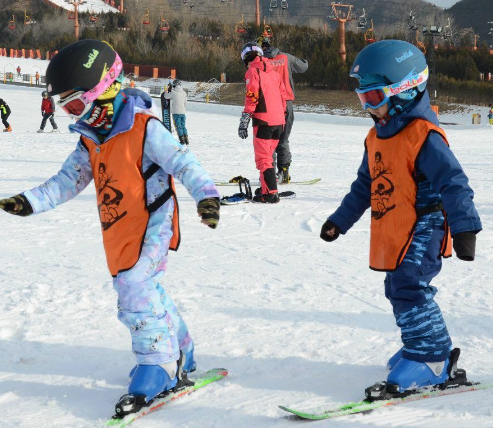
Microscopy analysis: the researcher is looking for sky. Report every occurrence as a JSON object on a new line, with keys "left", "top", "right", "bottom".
{"left": 426, "top": 0, "right": 462, "bottom": 8}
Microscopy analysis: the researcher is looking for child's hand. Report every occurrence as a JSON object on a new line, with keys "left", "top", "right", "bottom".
{"left": 320, "top": 219, "right": 341, "bottom": 242}
{"left": 452, "top": 232, "right": 476, "bottom": 261}
{"left": 197, "top": 198, "right": 220, "bottom": 229}
{"left": 0, "top": 194, "right": 33, "bottom": 217}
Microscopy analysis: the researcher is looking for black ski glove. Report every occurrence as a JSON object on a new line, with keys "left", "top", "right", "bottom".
{"left": 0, "top": 194, "right": 33, "bottom": 217}
{"left": 452, "top": 232, "right": 476, "bottom": 261}
{"left": 238, "top": 112, "right": 251, "bottom": 139}
{"left": 320, "top": 219, "right": 341, "bottom": 242}
{"left": 197, "top": 198, "right": 220, "bottom": 229}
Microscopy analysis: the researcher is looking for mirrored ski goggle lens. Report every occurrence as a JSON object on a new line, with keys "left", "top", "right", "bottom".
{"left": 356, "top": 88, "right": 387, "bottom": 109}
{"left": 58, "top": 91, "right": 90, "bottom": 118}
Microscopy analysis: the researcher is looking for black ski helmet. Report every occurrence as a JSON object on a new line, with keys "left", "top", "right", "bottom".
{"left": 41, "top": 91, "right": 47, "bottom": 97}
{"left": 45, "top": 40, "right": 119, "bottom": 96}
{"left": 241, "top": 42, "right": 263, "bottom": 67}
{"left": 172, "top": 79, "right": 181, "bottom": 88}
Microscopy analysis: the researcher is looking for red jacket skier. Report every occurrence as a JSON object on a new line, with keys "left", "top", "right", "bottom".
{"left": 238, "top": 42, "right": 287, "bottom": 203}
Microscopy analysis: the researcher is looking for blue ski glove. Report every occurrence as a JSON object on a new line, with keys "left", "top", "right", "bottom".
{"left": 320, "top": 219, "right": 341, "bottom": 242}
{"left": 238, "top": 112, "right": 251, "bottom": 139}
{"left": 197, "top": 198, "right": 220, "bottom": 229}
{"left": 0, "top": 194, "right": 33, "bottom": 217}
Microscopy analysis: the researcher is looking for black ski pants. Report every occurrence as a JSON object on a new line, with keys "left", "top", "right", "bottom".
{"left": 1, "top": 113, "right": 10, "bottom": 128}
{"left": 40, "top": 113, "right": 58, "bottom": 130}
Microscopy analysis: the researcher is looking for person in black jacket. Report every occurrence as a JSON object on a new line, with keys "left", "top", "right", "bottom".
{"left": 0, "top": 98, "right": 12, "bottom": 132}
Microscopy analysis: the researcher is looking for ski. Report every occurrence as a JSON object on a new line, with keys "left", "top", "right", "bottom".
{"left": 106, "top": 368, "right": 228, "bottom": 428}
{"left": 215, "top": 178, "right": 321, "bottom": 186}
{"left": 279, "top": 382, "right": 491, "bottom": 420}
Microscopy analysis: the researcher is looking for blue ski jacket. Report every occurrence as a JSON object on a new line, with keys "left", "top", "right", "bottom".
{"left": 328, "top": 91, "right": 482, "bottom": 237}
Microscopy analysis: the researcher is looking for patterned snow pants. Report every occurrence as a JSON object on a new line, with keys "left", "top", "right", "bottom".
{"left": 113, "top": 216, "right": 193, "bottom": 365}
{"left": 384, "top": 212, "right": 452, "bottom": 363}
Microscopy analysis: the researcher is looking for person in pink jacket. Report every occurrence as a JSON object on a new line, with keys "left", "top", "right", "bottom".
{"left": 238, "top": 42, "right": 287, "bottom": 203}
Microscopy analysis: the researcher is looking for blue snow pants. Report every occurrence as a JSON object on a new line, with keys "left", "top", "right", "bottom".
{"left": 113, "top": 205, "right": 194, "bottom": 365}
{"left": 173, "top": 114, "right": 187, "bottom": 137}
{"left": 384, "top": 211, "right": 452, "bottom": 363}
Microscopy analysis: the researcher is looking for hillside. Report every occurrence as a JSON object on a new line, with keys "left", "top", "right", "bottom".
{"left": 448, "top": 0, "right": 493, "bottom": 46}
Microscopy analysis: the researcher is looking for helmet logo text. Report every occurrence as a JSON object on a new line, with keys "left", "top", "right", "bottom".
{"left": 83, "top": 49, "right": 100, "bottom": 69}
{"left": 395, "top": 50, "right": 414, "bottom": 63}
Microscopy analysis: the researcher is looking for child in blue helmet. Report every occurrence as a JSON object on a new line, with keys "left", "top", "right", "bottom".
{"left": 320, "top": 40, "right": 481, "bottom": 392}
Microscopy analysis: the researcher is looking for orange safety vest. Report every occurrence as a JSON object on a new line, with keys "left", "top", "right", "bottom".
{"left": 81, "top": 113, "right": 180, "bottom": 277}
{"left": 366, "top": 119, "right": 452, "bottom": 271}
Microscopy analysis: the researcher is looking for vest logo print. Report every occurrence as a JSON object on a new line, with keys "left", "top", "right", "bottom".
{"left": 83, "top": 49, "right": 100, "bottom": 69}
{"left": 371, "top": 151, "right": 396, "bottom": 220}
{"left": 395, "top": 49, "right": 414, "bottom": 63}
{"left": 97, "top": 162, "right": 127, "bottom": 230}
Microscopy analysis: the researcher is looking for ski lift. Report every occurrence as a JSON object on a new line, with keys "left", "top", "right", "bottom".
{"left": 8, "top": 15, "right": 15, "bottom": 30}
{"left": 263, "top": 21, "right": 273, "bottom": 38}
{"left": 89, "top": 10, "right": 98, "bottom": 24}
{"left": 443, "top": 18, "right": 452, "bottom": 40}
{"left": 235, "top": 14, "right": 246, "bottom": 34}
{"left": 408, "top": 11, "right": 417, "bottom": 31}
{"left": 365, "top": 19, "right": 375, "bottom": 44}
{"left": 68, "top": 10, "right": 75, "bottom": 20}
{"left": 142, "top": 8, "right": 150, "bottom": 25}
{"left": 188, "top": 2, "right": 195, "bottom": 9}
{"left": 357, "top": 9, "right": 367, "bottom": 29}
{"left": 24, "top": 10, "right": 35, "bottom": 25}
{"left": 281, "top": 0, "right": 288, "bottom": 10}
{"left": 269, "top": 0, "right": 278, "bottom": 10}
{"left": 160, "top": 15, "right": 170, "bottom": 32}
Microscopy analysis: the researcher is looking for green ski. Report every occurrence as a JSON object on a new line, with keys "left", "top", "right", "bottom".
{"left": 106, "top": 368, "right": 228, "bottom": 427}
{"left": 279, "top": 382, "right": 492, "bottom": 420}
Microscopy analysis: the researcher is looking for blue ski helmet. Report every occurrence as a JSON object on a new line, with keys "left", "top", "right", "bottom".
{"left": 350, "top": 40, "right": 428, "bottom": 90}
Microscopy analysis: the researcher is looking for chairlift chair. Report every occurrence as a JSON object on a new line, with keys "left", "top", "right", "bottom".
{"left": 235, "top": 14, "right": 246, "bottom": 34}
{"left": 270, "top": 0, "right": 278, "bottom": 9}
{"left": 281, "top": 0, "right": 288, "bottom": 10}
{"left": 8, "top": 15, "right": 15, "bottom": 30}
{"left": 357, "top": 8, "right": 366, "bottom": 29}
{"left": 160, "top": 16, "right": 170, "bottom": 32}
{"left": 68, "top": 10, "right": 75, "bottom": 20}
{"left": 142, "top": 8, "right": 150, "bottom": 25}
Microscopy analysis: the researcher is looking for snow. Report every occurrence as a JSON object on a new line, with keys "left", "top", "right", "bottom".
{"left": 45, "top": 0, "right": 119, "bottom": 14}
{"left": 0, "top": 57, "right": 492, "bottom": 428}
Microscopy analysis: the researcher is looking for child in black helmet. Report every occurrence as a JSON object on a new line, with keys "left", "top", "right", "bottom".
{"left": 38, "top": 91, "right": 59, "bottom": 133}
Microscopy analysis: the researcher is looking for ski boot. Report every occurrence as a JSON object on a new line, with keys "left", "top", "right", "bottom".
{"left": 36, "top": 129, "right": 44, "bottom": 133}
{"left": 365, "top": 348, "right": 471, "bottom": 401}
{"left": 128, "top": 348, "right": 196, "bottom": 380}
{"left": 3, "top": 126, "right": 12, "bottom": 132}
{"left": 387, "top": 347, "right": 403, "bottom": 370}
{"left": 52, "top": 128, "right": 60, "bottom": 133}
{"left": 183, "top": 134, "right": 189, "bottom": 145}
{"left": 277, "top": 164, "right": 291, "bottom": 184}
{"left": 252, "top": 192, "right": 280, "bottom": 203}
{"left": 178, "top": 135, "right": 186, "bottom": 145}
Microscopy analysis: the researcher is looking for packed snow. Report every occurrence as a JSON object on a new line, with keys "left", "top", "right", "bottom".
{"left": 45, "top": 0, "right": 119, "bottom": 14}
{"left": 0, "top": 59, "right": 492, "bottom": 428}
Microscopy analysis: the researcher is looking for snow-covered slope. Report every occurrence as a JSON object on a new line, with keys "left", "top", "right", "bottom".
{"left": 0, "top": 60, "right": 492, "bottom": 428}
{"left": 47, "top": 0, "right": 119, "bottom": 13}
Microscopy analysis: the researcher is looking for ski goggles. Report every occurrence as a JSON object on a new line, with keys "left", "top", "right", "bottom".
{"left": 57, "top": 53, "right": 123, "bottom": 119}
{"left": 355, "top": 67, "right": 429, "bottom": 110}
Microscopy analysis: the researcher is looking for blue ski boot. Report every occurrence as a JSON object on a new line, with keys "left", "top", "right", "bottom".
{"left": 115, "top": 362, "right": 178, "bottom": 418}
{"left": 387, "top": 347, "right": 403, "bottom": 370}
{"left": 387, "top": 357, "right": 449, "bottom": 392}
{"left": 128, "top": 348, "right": 196, "bottom": 381}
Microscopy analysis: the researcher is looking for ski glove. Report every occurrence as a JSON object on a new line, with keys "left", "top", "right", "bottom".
{"left": 320, "top": 219, "right": 341, "bottom": 242}
{"left": 452, "top": 232, "right": 476, "bottom": 261}
{"left": 197, "top": 197, "right": 220, "bottom": 229}
{"left": 0, "top": 194, "right": 33, "bottom": 217}
{"left": 238, "top": 112, "right": 251, "bottom": 139}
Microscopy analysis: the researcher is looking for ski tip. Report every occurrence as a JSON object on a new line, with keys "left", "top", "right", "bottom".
{"left": 206, "top": 368, "right": 228, "bottom": 376}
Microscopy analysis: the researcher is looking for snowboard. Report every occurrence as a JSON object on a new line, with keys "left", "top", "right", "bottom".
{"left": 279, "top": 382, "right": 492, "bottom": 421}
{"left": 221, "top": 191, "right": 296, "bottom": 205}
{"left": 215, "top": 178, "right": 321, "bottom": 187}
{"left": 106, "top": 368, "right": 228, "bottom": 428}
{"left": 161, "top": 94, "right": 172, "bottom": 133}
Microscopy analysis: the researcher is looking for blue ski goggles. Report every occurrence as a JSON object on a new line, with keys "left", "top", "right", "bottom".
{"left": 355, "top": 67, "right": 429, "bottom": 110}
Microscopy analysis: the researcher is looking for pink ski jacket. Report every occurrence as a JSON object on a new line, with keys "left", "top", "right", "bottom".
{"left": 243, "top": 56, "right": 287, "bottom": 126}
